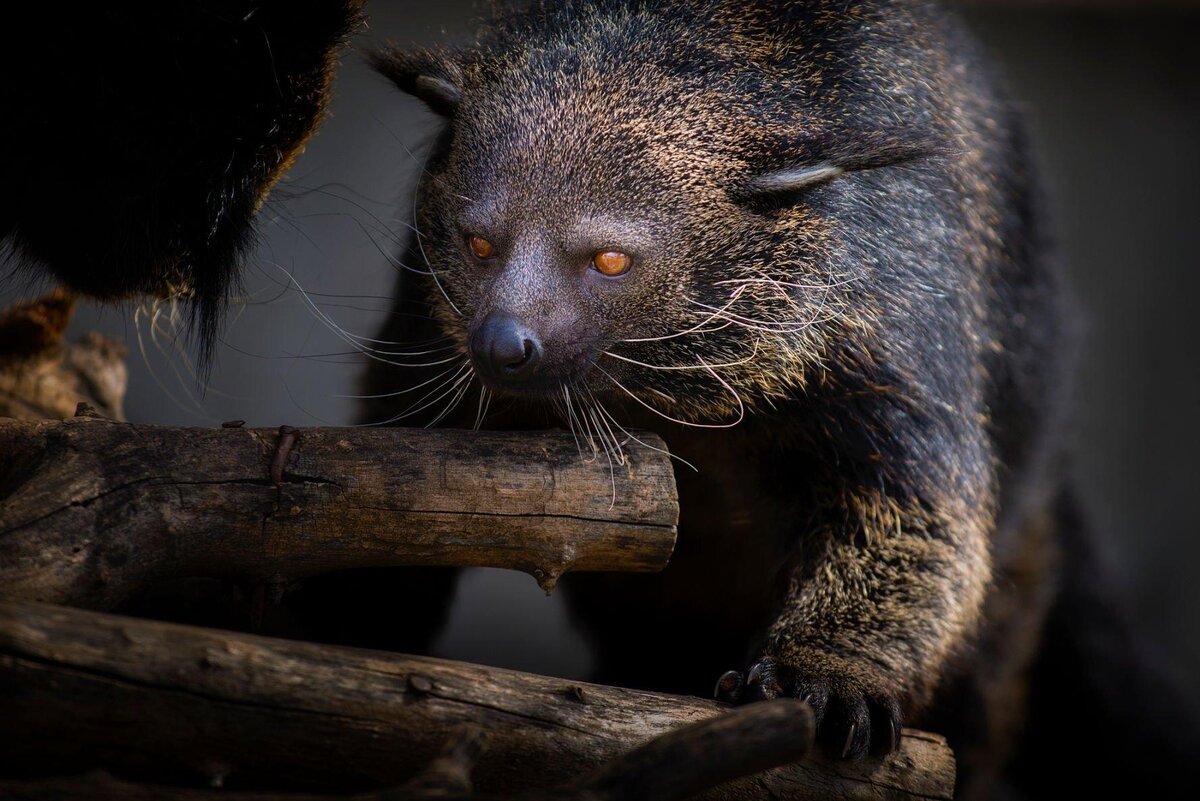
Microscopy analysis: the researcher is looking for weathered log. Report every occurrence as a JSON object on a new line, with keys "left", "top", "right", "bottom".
{"left": 0, "top": 774, "right": 336, "bottom": 801}
{"left": 0, "top": 418, "right": 678, "bottom": 606}
{"left": 0, "top": 601, "right": 956, "bottom": 801}
{"left": 0, "top": 702, "right": 814, "bottom": 801}
{"left": 0, "top": 291, "right": 127, "bottom": 422}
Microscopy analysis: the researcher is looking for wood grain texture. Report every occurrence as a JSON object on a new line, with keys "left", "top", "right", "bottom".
{"left": 0, "top": 419, "right": 678, "bottom": 607}
{"left": 0, "top": 602, "right": 955, "bottom": 801}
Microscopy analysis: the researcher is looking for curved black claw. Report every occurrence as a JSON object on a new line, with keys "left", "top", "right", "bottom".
{"left": 714, "top": 655, "right": 903, "bottom": 760}
{"left": 714, "top": 669, "right": 745, "bottom": 703}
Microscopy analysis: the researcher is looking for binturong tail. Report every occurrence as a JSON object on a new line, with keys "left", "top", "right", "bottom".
{"left": 1008, "top": 487, "right": 1200, "bottom": 798}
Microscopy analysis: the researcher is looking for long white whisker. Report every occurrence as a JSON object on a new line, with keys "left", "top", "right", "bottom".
{"left": 573, "top": 388, "right": 602, "bottom": 462}
{"left": 586, "top": 403, "right": 619, "bottom": 509}
{"left": 593, "top": 362, "right": 745, "bottom": 430}
{"left": 620, "top": 287, "right": 748, "bottom": 343}
{"left": 135, "top": 302, "right": 216, "bottom": 422}
{"left": 473, "top": 386, "right": 492, "bottom": 431}
{"left": 426, "top": 370, "right": 474, "bottom": 428}
{"left": 714, "top": 276, "right": 859, "bottom": 291}
{"left": 371, "top": 362, "right": 473, "bottom": 426}
{"left": 272, "top": 263, "right": 465, "bottom": 370}
{"left": 686, "top": 299, "right": 837, "bottom": 333}
{"left": 562, "top": 386, "right": 585, "bottom": 460}
{"left": 340, "top": 361, "right": 465, "bottom": 400}
{"left": 602, "top": 337, "right": 761, "bottom": 372}
{"left": 588, "top": 388, "right": 699, "bottom": 473}
{"left": 408, "top": 148, "right": 462, "bottom": 318}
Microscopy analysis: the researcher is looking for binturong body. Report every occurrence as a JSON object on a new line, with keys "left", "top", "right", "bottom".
{"left": 349, "top": 1, "right": 1199, "bottom": 797}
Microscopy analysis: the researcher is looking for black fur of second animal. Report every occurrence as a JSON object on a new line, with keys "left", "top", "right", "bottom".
{"left": 347, "top": 1, "right": 1200, "bottom": 797}
{"left": 1, "top": 1, "right": 362, "bottom": 365}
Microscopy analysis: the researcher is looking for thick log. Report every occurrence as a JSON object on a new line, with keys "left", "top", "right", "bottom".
{"left": 0, "top": 602, "right": 956, "bottom": 801}
{"left": 0, "top": 703, "right": 815, "bottom": 800}
{"left": 0, "top": 775, "right": 337, "bottom": 801}
{"left": 0, "top": 418, "right": 678, "bottom": 606}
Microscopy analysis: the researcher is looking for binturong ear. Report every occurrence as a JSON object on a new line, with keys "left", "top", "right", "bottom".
{"left": 747, "top": 164, "right": 844, "bottom": 195}
{"left": 368, "top": 48, "right": 463, "bottom": 117}
{"left": 741, "top": 127, "right": 949, "bottom": 201}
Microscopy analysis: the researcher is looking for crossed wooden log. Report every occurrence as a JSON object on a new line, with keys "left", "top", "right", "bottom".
{"left": 0, "top": 294, "right": 955, "bottom": 800}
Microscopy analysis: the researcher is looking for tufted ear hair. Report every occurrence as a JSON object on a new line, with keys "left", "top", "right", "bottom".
{"left": 747, "top": 164, "right": 844, "bottom": 195}
{"left": 368, "top": 48, "right": 463, "bottom": 117}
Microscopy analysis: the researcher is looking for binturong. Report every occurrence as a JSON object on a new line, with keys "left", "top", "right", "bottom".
{"left": 351, "top": 1, "right": 1200, "bottom": 797}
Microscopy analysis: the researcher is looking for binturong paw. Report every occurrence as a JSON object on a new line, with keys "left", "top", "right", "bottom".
{"left": 714, "top": 652, "right": 903, "bottom": 760}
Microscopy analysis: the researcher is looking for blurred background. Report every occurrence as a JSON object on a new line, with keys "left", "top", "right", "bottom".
{"left": 3, "top": 1, "right": 1197, "bottom": 693}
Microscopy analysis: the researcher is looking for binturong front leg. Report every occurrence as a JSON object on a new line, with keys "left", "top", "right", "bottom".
{"left": 716, "top": 428, "right": 994, "bottom": 760}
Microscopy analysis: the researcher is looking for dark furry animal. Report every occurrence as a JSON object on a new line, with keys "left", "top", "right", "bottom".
{"left": 1, "top": 1, "right": 361, "bottom": 361}
{"left": 351, "top": 1, "right": 1200, "bottom": 797}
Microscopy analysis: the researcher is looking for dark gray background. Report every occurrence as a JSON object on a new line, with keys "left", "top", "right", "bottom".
{"left": 4, "top": 2, "right": 1197, "bottom": 689}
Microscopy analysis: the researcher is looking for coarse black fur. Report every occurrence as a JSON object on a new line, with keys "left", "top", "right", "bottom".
{"left": 1, "top": 1, "right": 361, "bottom": 363}
{"left": 349, "top": 0, "right": 1198, "bottom": 797}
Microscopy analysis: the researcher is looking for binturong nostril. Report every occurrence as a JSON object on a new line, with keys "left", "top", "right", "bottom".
{"left": 470, "top": 313, "right": 543, "bottom": 385}
{"left": 513, "top": 338, "right": 536, "bottom": 369}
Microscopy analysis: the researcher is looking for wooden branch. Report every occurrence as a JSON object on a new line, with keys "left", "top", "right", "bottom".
{"left": 0, "top": 601, "right": 955, "bottom": 801}
{"left": 0, "top": 292, "right": 127, "bottom": 422}
{"left": 566, "top": 699, "right": 815, "bottom": 801}
{"left": 0, "top": 703, "right": 815, "bottom": 801}
{"left": 0, "top": 774, "right": 338, "bottom": 801}
{"left": 0, "top": 418, "right": 678, "bottom": 607}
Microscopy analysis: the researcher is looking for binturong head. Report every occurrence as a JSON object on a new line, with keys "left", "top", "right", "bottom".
{"left": 370, "top": 0, "right": 1003, "bottom": 427}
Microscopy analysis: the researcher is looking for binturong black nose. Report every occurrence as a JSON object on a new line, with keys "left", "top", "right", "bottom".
{"left": 470, "top": 313, "right": 543, "bottom": 386}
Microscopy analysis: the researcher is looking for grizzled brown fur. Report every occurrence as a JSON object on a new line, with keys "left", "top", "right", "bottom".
{"left": 346, "top": 1, "right": 1196, "bottom": 797}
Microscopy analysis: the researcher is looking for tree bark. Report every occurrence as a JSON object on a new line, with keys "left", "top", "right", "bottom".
{"left": 0, "top": 418, "right": 678, "bottom": 606}
{"left": 0, "top": 601, "right": 955, "bottom": 801}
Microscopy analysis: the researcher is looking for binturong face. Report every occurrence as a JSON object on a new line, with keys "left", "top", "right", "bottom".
{"left": 371, "top": 1, "right": 979, "bottom": 429}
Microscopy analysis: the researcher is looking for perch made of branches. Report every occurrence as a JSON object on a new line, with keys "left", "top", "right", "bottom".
{"left": 0, "top": 602, "right": 955, "bottom": 801}
{"left": 0, "top": 701, "right": 821, "bottom": 801}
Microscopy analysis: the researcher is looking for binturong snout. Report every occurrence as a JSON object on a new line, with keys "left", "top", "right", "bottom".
{"left": 469, "top": 313, "right": 544, "bottom": 387}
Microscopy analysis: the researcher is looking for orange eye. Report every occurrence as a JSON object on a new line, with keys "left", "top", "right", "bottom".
{"left": 592, "top": 250, "right": 632, "bottom": 277}
{"left": 469, "top": 236, "right": 495, "bottom": 259}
